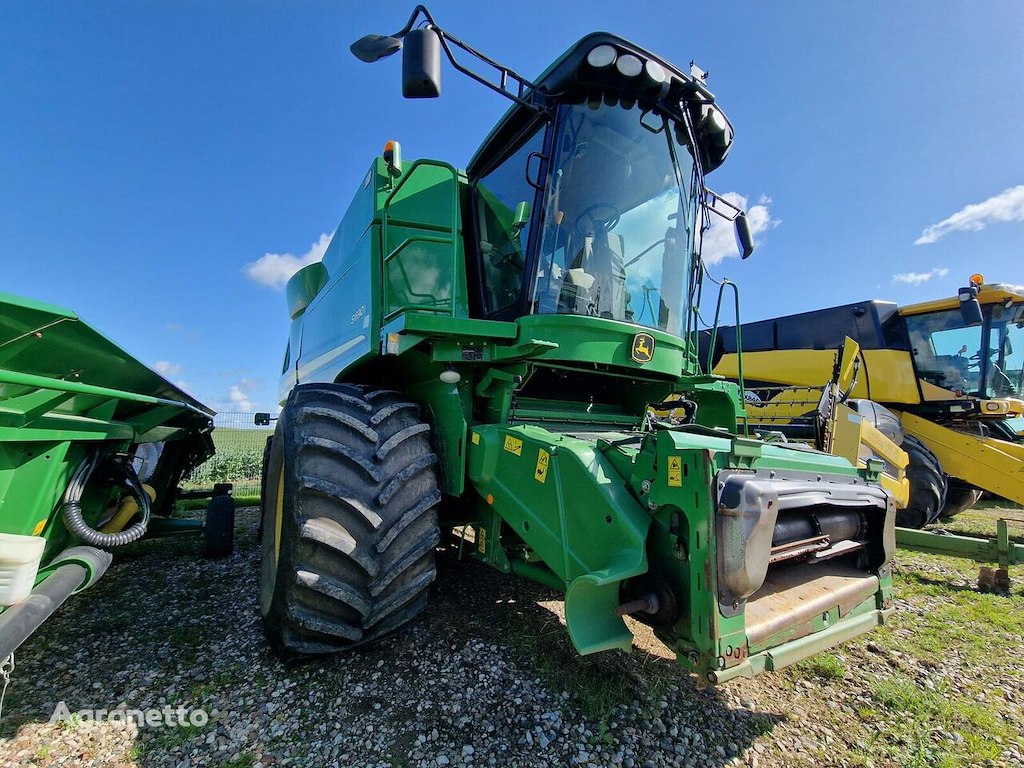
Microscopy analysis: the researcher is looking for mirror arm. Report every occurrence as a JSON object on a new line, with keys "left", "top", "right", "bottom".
{"left": 430, "top": 24, "right": 544, "bottom": 113}
{"left": 703, "top": 187, "right": 743, "bottom": 221}
{"left": 382, "top": 5, "right": 544, "bottom": 113}
{"left": 386, "top": 4, "right": 436, "bottom": 39}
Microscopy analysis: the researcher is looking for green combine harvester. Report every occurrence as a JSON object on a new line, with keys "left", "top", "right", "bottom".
{"left": 0, "top": 291, "right": 233, "bottom": 662}
{"left": 259, "top": 6, "right": 897, "bottom": 682}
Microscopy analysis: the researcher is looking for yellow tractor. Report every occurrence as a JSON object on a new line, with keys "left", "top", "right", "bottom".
{"left": 710, "top": 275, "right": 1024, "bottom": 527}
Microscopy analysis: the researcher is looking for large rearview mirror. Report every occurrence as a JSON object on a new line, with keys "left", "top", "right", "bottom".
{"left": 403, "top": 28, "right": 442, "bottom": 98}
{"left": 958, "top": 285, "right": 983, "bottom": 327}
{"left": 735, "top": 212, "right": 754, "bottom": 259}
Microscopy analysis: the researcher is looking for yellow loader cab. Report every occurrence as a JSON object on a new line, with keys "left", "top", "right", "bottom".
{"left": 710, "top": 276, "right": 1024, "bottom": 527}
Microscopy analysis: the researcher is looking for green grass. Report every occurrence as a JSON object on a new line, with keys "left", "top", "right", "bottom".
{"left": 849, "top": 552, "right": 1022, "bottom": 767}
{"left": 215, "top": 753, "right": 256, "bottom": 768}
{"left": 188, "top": 665, "right": 248, "bottom": 702}
{"left": 795, "top": 652, "right": 846, "bottom": 681}
{"left": 930, "top": 504, "right": 1024, "bottom": 543}
{"left": 136, "top": 723, "right": 207, "bottom": 759}
{"left": 209, "top": 426, "right": 272, "bottom": 452}
{"left": 866, "top": 674, "right": 1011, "bottom": 768}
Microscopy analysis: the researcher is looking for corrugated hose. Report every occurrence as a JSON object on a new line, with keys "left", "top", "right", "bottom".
{"left": 61, "top": 452, "right": 150, "bottom": 548}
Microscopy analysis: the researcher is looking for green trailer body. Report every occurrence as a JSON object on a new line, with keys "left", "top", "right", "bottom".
{"left": 258, "top": 11, "right": 897, "bottom": 682}
{"left": 0, "top": 291, "right": 224, "bottom": 658}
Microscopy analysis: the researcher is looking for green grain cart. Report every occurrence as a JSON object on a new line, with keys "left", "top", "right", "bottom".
{"left": 0, "top": 291, "right": 232, "bottom": 661}
{"left": 259, "top": 7, "right": 897, "bottom": 682}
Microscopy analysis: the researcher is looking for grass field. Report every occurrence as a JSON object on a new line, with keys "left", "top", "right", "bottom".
{"left": 209, "top": 425, "right": 273, "bottom": 452}
{"left": 184, "top": 421, "right": 272, "bottom": 497}
{"left": 936, "top": 499, "right": 1024, "bottom": 542}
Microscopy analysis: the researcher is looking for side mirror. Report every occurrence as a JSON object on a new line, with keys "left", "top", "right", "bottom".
{"left": 403, "top": 28, "right": 442, "bottom": 98}
{"left": 350, "top": 34, "right": 402, "bottom": 63}
{"left": 958, "top": 285, "right": 983, "bottom": 327}
{"left": 254, "top": 412, "right": 272, "bottom": 426}
{"left": 735, "top": 212, "right": 754, "bottom": 259}
{"left": 512, "top": 201, "right": 531, "bottom": 237}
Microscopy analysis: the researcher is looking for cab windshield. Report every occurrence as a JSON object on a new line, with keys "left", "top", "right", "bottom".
{"left": 905, "top": 301, "right": 1024, "bottom": 398}
{"left": 528, "top": 102, "right": 698, "bottom": 336}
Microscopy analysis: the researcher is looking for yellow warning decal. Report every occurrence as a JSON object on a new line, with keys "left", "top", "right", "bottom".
{"left": 534, "top": 449, "right": 550, "bottom": 483}
{"left": 478, "top": 527, "right": 487, "bottom": 554}
{"left": 472, "top": 432, "right": 480, "bottom": 445}
{"left": 667, "top": 455, "right": 682, "bottom": 487}
{"left": 503, "top": 435, "right": 523, "bottom": 456}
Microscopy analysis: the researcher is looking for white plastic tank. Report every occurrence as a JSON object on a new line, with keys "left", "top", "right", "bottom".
{"left": 0, "top": 534, "right": 46, "bottom": 605}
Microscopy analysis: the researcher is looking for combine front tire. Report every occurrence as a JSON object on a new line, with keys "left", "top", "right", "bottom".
{"left": 898, "top": 435, "right": 947, "bottom": 528}
{"left": 259, "top": 384, "right": 440, "bottom": 657}
{"left": 939, "top": 480, "right": 983, "bottom": 520}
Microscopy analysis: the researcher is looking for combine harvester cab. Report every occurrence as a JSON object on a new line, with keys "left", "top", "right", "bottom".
{"left": 0, "top": 291, "right": 230, "bottom": 660}
{"left": 259, "top": 7, "right": 897, "bottom": 682}
{"left": 711, "top": 275, "right": 1024, "bottom": 528}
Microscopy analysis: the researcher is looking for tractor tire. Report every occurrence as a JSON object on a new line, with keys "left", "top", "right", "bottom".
{"left": 204, "top": 494, "right": 236, "bottom": 558}
{"left": 939, "top": 480, "right": 984, "bottom": 520}
{"left": 897, "top": 435, "right": 947, "bottom": 529}
{"left": 259, "top": 383, "right": 440, "bottom": 657}
{"left": 256, "top": 435, "right": 273, "bottom": 543}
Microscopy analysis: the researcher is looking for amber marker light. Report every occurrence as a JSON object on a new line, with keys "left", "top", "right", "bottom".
{"left": 383, "top": 140, "right": 402, "bottom": 175}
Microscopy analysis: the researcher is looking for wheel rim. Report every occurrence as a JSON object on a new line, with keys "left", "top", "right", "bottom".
{"left": 274, "top": 470, "right": 285, "bottom": 565}
{"left": 259, "top": 443, "right": 285, "bottom": 618}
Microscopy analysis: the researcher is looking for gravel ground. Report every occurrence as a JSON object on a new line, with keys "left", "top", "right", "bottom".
{"left": 0, "top": 507, "right": 1021, "bottom": 768}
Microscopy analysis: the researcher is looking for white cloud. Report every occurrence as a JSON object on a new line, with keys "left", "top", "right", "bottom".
{"left": 701, "top": 192, "right": 780, "bottom": 265}
{"left": 228, "top": 384, "right": 254, "bottom": 413}
{"left": 892, "top": 267, "right": 949, "bottom": 285}
{"left": 244, "top": 232, "right": 333, "bottom": 290}
{"left": 152, "top": 360, "right": 183, "bottom": 376}
{"left": 915, "top": 185, "right": 1024, "bottom": 245}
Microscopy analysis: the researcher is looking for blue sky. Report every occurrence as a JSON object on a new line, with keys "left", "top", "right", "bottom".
{"left": 3, "top": 1, "right": 1022, "bottom": 415}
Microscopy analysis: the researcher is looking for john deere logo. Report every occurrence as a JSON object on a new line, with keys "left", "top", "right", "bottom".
{"left": 631, "top": 333, "right": 655, "bottom": 364}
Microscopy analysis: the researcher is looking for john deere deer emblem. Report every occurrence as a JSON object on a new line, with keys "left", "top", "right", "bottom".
{"left": 631, "top": 332, "right": 655, "bottom": 364}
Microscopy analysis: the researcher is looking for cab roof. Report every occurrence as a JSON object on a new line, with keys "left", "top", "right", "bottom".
{"left": 467, "top": 32, "right": 733, "bottom": 179}
{"left": 900, "top": 282, "right": 1024, "bottom": 316}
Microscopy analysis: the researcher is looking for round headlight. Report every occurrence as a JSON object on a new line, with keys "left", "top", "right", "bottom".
{"left": 643, "top": 60, "right": 666, "bottom": 85}
{"left": 587, "top": 45, "right": 618, "bottom": 68}
{"left": 704, "top": 106, "right": 727, "bottom": 133}
{"left": 615, "top": 54, "right": 643, "bottom": 78}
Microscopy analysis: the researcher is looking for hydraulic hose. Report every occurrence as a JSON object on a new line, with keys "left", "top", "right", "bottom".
{"left": 61, "top": 452, "right": 151, "bottom": 548}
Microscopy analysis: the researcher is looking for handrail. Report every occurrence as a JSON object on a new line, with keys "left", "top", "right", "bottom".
{"left": 381, "top": 160, "right": 461, "bottom": 322}
{"left": 0, "top": 368, "right": 211, "bottom": 419}
{"left": 706, "top": 279, "right": 747, "bottom": 435}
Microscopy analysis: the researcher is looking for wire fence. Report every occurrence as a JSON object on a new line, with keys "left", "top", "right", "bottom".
{"left": 184, "top": 411, "right": 274, "bottom": 499}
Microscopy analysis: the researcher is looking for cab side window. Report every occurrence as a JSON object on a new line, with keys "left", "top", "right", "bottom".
{"left": 475, "top": 129, "right": 544, "bottom": 316}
